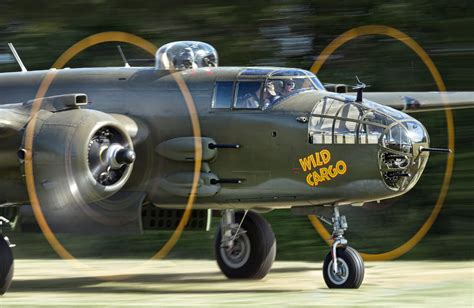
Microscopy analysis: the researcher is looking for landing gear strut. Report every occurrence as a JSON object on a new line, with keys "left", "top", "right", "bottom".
{"left": 319, "top": 207, "right": 364, "bottom": 288}
{"left": 0, "top": 216, "right": 14, "bottom": 295}
{"left": 215, "top": 210, "right": 276, "bottom": 279}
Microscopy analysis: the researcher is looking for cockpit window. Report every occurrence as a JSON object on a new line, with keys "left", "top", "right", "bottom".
{"left": 212, "top": 81, "right": 234, "bottom": 109}
{"left": 270, "top": 69, "right": 307, "bottom": 77}
{"left": 239, "top": 68, "right": 274, "bottom": 76}
{"left": 262, "top": 70, "right": 324, "bottom": 108}
{"left": 234, "top": 81, "right": 263, "bottom": 109}
{"left": 233, "top": 68, "right": 324, "bottom": 110}
{"left": 310, "top": 77, "right": 324, "bottom": 91}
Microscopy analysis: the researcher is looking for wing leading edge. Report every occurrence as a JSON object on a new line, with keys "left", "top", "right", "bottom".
{"left": 362, "top": 92, "right": 474, "bottom": 113}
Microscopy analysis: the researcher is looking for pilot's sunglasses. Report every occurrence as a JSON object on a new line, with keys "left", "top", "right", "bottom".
{"left": 285, "top": 81, "right": 295, "bottom": 87}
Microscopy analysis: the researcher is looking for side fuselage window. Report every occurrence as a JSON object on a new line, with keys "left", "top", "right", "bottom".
{"left": 212, "top": 81, "right": 234, "bottom": 109}
{"left": 234, "top": 81, "right": 263, "bottom": 109}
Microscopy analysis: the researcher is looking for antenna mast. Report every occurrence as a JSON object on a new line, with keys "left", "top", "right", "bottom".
{"left": 7, "top": 43, "right": 28, "bottom": 72}
{"left": 353, "top": 76, "right": 369, "bottom": 102}
{"left": 117, "top": 45, "right": 130, "bottom": 68}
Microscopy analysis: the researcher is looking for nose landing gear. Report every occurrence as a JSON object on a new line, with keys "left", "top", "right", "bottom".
{"left": 319, "top": 207, "right": 364, "bottom": 288}
{"left": 215, "top": 210, "right": 276, "bottom": 279}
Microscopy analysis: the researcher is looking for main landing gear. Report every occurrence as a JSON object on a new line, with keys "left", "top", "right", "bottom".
{"left": 319, "top": 207, "right": 364, "bottom": 288}
{"left": 214, "top": 208, "right": 363, "bottom": 288}
{"left": 215, "top": 210, "right": 276, "bottom": 279}
{"left": 0, "top": 216, "right": 14, "bottom": 295}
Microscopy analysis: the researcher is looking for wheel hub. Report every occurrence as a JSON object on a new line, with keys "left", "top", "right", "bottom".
{"left": 220, "top": 232, "right": 251, "bottom": 269}
{"left": 327, "top": 258, "right": 349, "bottom": 285}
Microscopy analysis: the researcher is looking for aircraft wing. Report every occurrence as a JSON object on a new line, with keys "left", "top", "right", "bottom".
{"left": 362, "top": 92, "right": 474, "bottom": 113}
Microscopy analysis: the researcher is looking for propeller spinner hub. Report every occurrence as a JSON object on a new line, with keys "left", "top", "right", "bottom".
{"left": 87, "top": 127, "right": 135, "bottom": 186}
{"left": 106, "top": 143, "right": 136, "bottom": 169}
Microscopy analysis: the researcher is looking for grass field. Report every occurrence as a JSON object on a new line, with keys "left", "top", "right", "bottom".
{"left": 1, "top": 259, "right": 472, "bottom": 307}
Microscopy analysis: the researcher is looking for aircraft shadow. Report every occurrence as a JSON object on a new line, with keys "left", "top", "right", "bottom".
{"left": 9, "top": 266, "right": 321, "bottom": 294}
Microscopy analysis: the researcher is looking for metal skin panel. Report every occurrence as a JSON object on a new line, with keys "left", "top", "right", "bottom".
{"left": 0, "top": 66, "right": 427, "bottom": 211}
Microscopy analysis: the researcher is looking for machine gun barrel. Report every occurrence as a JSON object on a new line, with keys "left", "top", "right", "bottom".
{"left": 420, "top": 147, "right": 452, "bottom": 153}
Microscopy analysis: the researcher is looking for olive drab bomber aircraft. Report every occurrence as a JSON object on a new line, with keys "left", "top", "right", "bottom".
{"left": 0, "top": 40, "right": 473, "bottom": 295}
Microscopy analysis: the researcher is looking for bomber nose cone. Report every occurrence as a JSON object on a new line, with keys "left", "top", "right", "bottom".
{"left": 379, "top": 118, "right": 430, "bottom": 192}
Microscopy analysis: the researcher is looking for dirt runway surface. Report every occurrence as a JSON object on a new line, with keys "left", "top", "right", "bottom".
{"left": 1, "top": 259, "right": 472, "bottom": 307}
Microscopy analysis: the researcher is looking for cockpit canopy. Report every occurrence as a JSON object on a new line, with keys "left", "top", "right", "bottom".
{"left": 155, "top": 41, "right": 218, "bottom": 70}
{"left": 238, "top": 68, "right": 325, "bottom": 92}
{"left": 211, "top": 68, "right": 325, "bottom": 111}
{"left": 233, "top": 68, "right": 325, "bottom": 109}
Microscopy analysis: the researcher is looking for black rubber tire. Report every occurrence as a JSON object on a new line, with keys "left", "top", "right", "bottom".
{"left": 215, "top": 211, "right": 276, "bottom": 279}
{"left": 0, "top": 236, "right": 14, "bottom": 295}
{"left": 323, "top": 246, "right": 364, "bottom": 288}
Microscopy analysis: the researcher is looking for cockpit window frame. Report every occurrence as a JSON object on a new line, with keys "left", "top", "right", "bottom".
{"left": 238, "top": 68, "right": 275, "bottom": 77}
{"left": 237, "top": 68, "right": 325, "bottom": 92}
{"left": 211, "top": 68, "right": 325, "bottom": 112}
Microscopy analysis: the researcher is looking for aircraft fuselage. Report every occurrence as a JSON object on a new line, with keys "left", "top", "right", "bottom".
{"left": 0, "top": 66, "right": 428, "bottom": 210}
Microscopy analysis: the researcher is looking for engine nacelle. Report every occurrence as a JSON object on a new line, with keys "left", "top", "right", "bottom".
{"left": 23, "top": 108, "right": 139, "bottom": 233}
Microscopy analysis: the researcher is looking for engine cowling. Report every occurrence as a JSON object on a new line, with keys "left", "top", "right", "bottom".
{"left": 24, "top": 108, "right": 139, "bottom": 233}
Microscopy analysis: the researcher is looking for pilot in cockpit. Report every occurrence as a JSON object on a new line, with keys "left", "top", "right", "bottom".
{"left": 279, "top": 79, "right": 296, "bottom": 97}
{"left": 262, "top": 81, "right": 279, "bottom": 110}
{"left": 238, "top": 84, "right": 262, "bottom": 109}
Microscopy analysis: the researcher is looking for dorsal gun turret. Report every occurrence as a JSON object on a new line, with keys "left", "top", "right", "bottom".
{"left": 155, "top": 41, "right": 218, "bottom": 70}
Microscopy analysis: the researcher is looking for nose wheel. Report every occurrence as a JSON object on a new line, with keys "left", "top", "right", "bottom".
{"left": 323, "top": 246, "right": 364, "bottom": 288}
{"left": 318, "top": 207, "right": 364, "bottom": 288}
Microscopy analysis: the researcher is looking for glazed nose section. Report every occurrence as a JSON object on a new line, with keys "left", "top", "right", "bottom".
{"left": 382, "top": 120, "right": 429, "bottom": 153}
{"left": 405, "top": 120, "right": 429, "bottom": 147}
{"left": 379, "top": 120, "right": 430, "bottom": 192}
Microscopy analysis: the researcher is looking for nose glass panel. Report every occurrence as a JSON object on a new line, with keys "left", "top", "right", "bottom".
{"left": 378, "top": 119, "right": 429, "bottom": 192}
{"left": 403, "top": 121, "right": 428, "bottom": 143}
{"left": 382, "top": 124, "right": 412, "bottom": 154}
